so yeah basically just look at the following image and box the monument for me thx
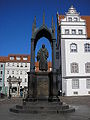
[10,14,75,113]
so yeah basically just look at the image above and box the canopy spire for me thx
[32,16,36,35]
[51,16,54,29]
[43,11,45,25]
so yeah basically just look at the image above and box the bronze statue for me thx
[37,44,49,71]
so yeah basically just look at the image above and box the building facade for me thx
[0,54,51,97]
[57,5,90,96]
[5,54,30,97]
[0,61,5,94]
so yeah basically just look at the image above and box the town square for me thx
[0,0,90,119]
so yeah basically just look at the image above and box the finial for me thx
[32,16,36,35]
[54,22,55,33]
[51,16,54,28]
[71,5,73,8]
[34,16,36,28]
[43,11,45,25]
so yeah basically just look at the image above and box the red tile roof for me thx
[81,16,90,38]
[0,54,30,63]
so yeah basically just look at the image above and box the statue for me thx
[37,44,49,71]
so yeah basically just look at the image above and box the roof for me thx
[58,15,90,38]
[0,54,30,63]
[81,16,90,38]
[0,57,8,62]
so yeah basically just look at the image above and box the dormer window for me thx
[10,56,14,60]
[78,30,83,35]
[23,57,28,60]
[16,57,20,60]
[65,29,69,34]
[74,17,78,21]
[72,29,76,34]
[68,17,72,22]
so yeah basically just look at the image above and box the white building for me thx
[57,6,90,96]
[5,54,30,97]
[0,60,5,94]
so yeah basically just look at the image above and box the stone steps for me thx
[10,101,75,114]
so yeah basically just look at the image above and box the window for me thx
[12,63,14,66]
[16,57,20,60]
[68,17,72,21]
[7,70,9,74]
[20,71,22,75]
[12,71,14,74]
[72,29,76,34]
[0,71,3,75]
[73,91,78,95]
[25,78,27,82]
[86,79,90,89]
[78,30,83,35]
[71,62,79,73]
[7,63,9,66]
[10,56,14,60]
[85,62,90,73]
[0,78,2,82]
[72,79,79,89]
[25,71,27,75]
[74,17,78,21]
[70,43,77,52]
[25,63,27,67]
[20,63,23,67]
[56,52,59,59]
[17,71,19,75]
[17,63,19,67]
[65,29,69,34]
[84,43,90,52]
[1,64,3,67]
[23,57,28,60]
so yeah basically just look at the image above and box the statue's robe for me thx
[37,48,49,71]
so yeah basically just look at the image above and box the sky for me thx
[0,0,90,61]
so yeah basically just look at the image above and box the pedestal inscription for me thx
[37,77,49,97]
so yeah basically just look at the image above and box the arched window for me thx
[84,43,90,52]
[71,62,79,73]
[85,62,90,73]
[70,43,77,52]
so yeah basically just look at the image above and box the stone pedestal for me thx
[27,71,59,102]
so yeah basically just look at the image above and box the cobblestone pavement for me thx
[0,96,90,120]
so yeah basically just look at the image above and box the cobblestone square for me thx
[0,96,90,120]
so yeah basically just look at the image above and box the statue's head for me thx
[42,44,45,49]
